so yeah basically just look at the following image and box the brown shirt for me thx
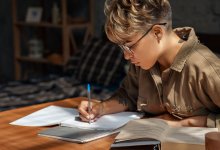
[109,27,220,127]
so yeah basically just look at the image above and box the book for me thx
[10,105,143,130]
[111,139,160,149]
[113,118,218,150]
[38,126,120,143]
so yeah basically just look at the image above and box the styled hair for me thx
[104,0,172,44]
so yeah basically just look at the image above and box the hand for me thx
[154,113,207,127]
[155,113,178,121]
[154,113,182,127]
[180,115,207,127]
[78,100,104,122]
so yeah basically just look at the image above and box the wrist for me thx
[180,116,207,127]
[99,101,105,116]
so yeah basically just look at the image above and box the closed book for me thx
[39,126,120,143]
[111,138,160,150]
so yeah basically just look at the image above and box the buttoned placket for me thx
[149,64,164,108]
[162,68,185,119]
[150,64,184,119]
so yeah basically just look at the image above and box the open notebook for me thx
[10,105,143,143]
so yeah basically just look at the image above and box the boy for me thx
[78,0,220,128]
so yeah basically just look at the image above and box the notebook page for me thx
[165,126,218,144]
[10,105,78,126]
[61,112,143,130]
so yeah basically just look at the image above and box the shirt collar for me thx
[170,27,199,72]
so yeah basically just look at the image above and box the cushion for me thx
[74,37,126,87]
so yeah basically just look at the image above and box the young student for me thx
[78,0,220,128]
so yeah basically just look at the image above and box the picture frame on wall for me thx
[26,7,43,23]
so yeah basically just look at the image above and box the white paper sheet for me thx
[61,112,143,130]
[10,105,78,126]
[165,127,218,144]
[10,105,143,130]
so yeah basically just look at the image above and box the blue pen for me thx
[87,83,91,124]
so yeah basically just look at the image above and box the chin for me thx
[140,66,150,70]
[140,64,154,70]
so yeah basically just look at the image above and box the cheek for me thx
[138,42,160,69]
[141,50,158,69]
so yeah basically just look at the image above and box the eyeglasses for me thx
[119,23,167,55]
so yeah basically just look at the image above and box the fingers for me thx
[79,113,97,123]
[78,101,90,120]
[78,100,101,123]
[79,113,88,122]
[155,113,177,121]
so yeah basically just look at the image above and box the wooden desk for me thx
[0,97,205,150]
[0,97,117,150]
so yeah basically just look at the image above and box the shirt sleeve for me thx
[106,64,139,111]
[202,56,220,128]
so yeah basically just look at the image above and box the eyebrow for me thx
[123,40,133,44]
[123,38,138,47]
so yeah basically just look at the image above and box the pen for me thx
[87,83,91,124]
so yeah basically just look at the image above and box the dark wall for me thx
[170,0,220,34]
[0,0,14,82]
[93,0,106,37]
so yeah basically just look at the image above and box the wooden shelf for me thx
[12,0,94,80]
[16,56,64,66]
[15,21,62,28]
[68,22,91,29]
[15,21,91,29]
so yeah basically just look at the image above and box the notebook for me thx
[38,126,120,143]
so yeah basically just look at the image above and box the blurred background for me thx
[0,0,220,82]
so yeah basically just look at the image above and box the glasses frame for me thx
[119,23,167,55]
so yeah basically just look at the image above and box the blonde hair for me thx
[104,0,172,44]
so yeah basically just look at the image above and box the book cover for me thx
[38,126,120,143]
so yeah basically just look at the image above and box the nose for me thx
[123,51,133,60]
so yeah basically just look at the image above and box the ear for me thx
[152,26,163,43]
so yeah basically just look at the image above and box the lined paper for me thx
[10,106,78,126]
